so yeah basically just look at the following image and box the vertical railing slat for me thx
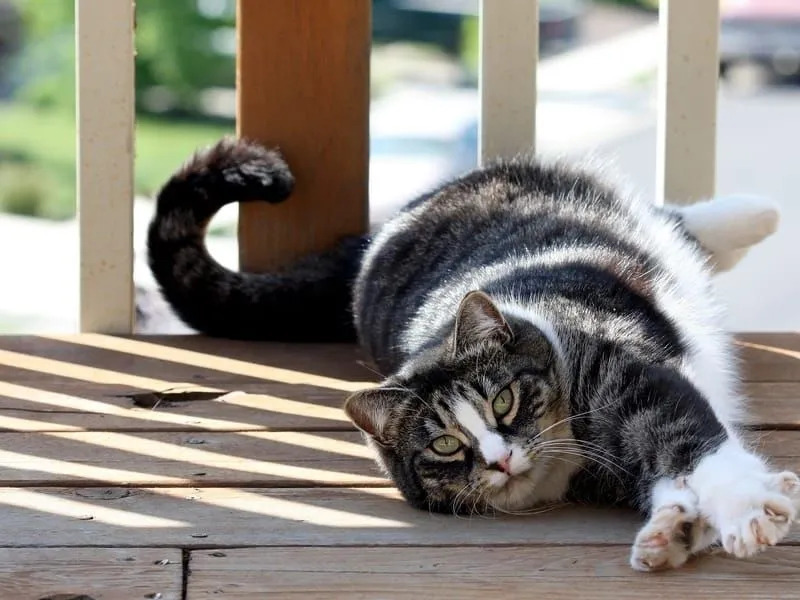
[76,0,135,333]
[478,0,538,164]
[656,0,720,206]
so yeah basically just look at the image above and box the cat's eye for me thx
[431,435,462,456]
[492,387,514,418]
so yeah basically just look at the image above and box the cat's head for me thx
[345,291,571,514]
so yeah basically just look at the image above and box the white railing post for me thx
[478,0,538,164]
[75,0,135,333]
[656,0,720,206]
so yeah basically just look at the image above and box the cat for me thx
[147,137,796,572]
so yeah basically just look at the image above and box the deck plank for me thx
[0,547,182,599]
[0,431,382,487]
[186,546,800,599]
[738,334,800,383]
[0,380,792,433]
[0,333,795,593]
[0,486,641,548]
[0,485,799,548]
[0,380,351,432]
[0,335,372,388]
[0,430,797,489]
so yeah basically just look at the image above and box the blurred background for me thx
[0,0,798,333]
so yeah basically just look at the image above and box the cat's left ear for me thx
[344,387,402,446]
[452,290,512,354]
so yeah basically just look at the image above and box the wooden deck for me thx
[0,334,798,598]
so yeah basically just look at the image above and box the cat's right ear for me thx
[344,387,402,446]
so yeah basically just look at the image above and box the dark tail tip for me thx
[157,136,295,219]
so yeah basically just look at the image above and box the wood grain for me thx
[0,380,351,433]
[5,485,800,549]
[0,336,793,433]
[0,486,641,548]
[738,335,800,382]
[0,336,372,389]
[0,547,181,599]
[0,381,795,432]
[744,382,800,428]
[187,546,800,599]
[236,0,370,271]
[0,431,382,487]
[0,429,798,489]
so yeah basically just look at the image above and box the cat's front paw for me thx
[717,491,795,558]
[630,478,715,572]
[630,503,697,571]
[718,470,800,558]
[689,442,799,559]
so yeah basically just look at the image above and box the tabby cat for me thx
[147,137,797,571]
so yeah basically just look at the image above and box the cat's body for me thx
[148,138,797,572]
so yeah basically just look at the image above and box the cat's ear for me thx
[344,387,401,445]
[453,290,512,354]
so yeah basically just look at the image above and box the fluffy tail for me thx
[147,137,368,341]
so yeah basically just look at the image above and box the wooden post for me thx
[236,0,370,272]
[656,0,720,205]
[75,0,135,333]
[479,0,538,164]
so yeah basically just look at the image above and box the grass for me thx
[0,102,232,219]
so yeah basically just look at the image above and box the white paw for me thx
[630,503,698,572]
[718,491,795,558]
[630,477,717,573]
[690,442,798,560]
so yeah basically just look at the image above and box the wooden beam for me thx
[656,0,720,205]
[479,0,538,163]
[236,0,370,271]
[75,0,135,332]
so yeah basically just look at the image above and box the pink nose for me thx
[491,452,512,474]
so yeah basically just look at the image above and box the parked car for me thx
[720,0,800,87]
[373,0,585,57]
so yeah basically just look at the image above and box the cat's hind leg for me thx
[673,195,779,272]
[630,477,717,572]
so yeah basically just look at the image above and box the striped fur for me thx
[148,138,795,571]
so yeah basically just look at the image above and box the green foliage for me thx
[9,0,235,114]
[9,0,75,109]
[0,162,59,218]
[0,103,232,220]
[460,16,479,78]
[134,0,235,114]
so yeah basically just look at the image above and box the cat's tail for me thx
[673,195,780,273]
[146,137,368,341]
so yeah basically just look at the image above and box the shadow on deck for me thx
[0,334,798,598]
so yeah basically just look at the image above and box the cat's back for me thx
[354,159,664,368]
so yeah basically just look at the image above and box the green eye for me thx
[431,435,462,456]
[492,387,514,418]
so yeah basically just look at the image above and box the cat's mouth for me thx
[486,470,540,511]
[487,464,534,490]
